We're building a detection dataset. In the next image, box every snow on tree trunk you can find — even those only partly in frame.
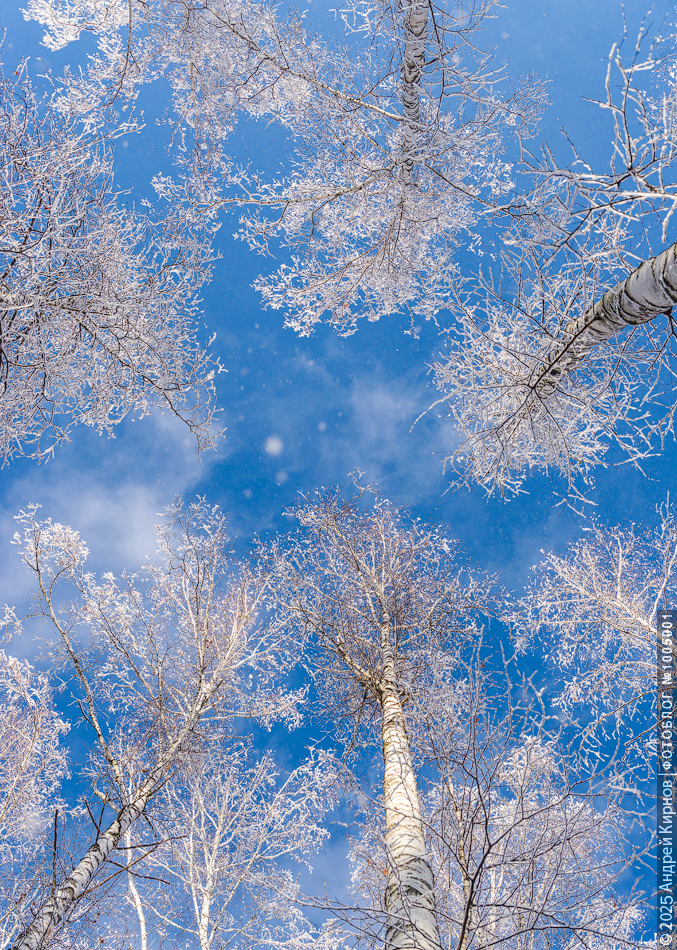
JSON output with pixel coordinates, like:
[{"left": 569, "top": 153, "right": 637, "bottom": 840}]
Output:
[
  {"left": 380, "top": 622, "right": 440, "bottom": 950},
  {"left": 540, "top": 240, "right": 677, "bottom": 395},
  {"left": 13, "top": 796, "right": 150, "bottom": 950},
  {"left": 400, "top": 2, "right": 428, "bottom": 184}
]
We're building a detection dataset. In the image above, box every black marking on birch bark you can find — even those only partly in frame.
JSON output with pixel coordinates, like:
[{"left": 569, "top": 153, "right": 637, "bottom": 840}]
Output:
[
  {"left": 385, "top": 856, "right": 440, "bottom": 950},
  {"left": 538, "top": 241, "right": 677, "bottom": 397}
]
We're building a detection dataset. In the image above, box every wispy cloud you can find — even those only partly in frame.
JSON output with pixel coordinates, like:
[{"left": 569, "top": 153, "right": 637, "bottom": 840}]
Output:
[
  {"left": 0, "top": 410, "right": 225, "bottom": 648},
  {"left": 316, "top": 372, "right": 458, "bottom": 505}
]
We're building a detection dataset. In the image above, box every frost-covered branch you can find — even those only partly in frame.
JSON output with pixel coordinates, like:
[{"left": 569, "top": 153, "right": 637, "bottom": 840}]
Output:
[
  {"left": 0, "top": 67, "right": 218, "bottom": 461},
  {"left": 0, "top": 653, "right": 68, "bottom": 948},
  {"left": 511, "top": 503, "right": 675, "bottom": 742},
  {"left": 23, "top": 0, "right": 543, "bottom": 335},
  {"left": 10, "top": 499, "right": 302, "bottom": 950},
  {"left": 140, "top": 746, "right": 337, "bottom": 950},
  {"left": 431, "top": 238, "right": 677, "bottom": 495}
]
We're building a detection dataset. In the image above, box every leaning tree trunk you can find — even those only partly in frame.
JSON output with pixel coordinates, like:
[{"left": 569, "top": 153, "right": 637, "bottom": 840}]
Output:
[
  {"left": 539, "top": 240, "right": 677, "bottom": 396},
  {"left": 12, "top": 794, "right": 151, "bottom": 950},
  {"left": 399, "top": 2, "right": 428, "bottom": 185},
  {"left": 380, "top": 621, "right": 441, "bottom": 950},
  {"left": 12, "top": 675, "right": 220, "bottom": 950}
]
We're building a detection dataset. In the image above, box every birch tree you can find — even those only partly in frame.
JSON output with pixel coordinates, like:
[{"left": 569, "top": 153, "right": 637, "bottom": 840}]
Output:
[
  {"left": 269, "top": 487, "right": 648, "bottom": 950},
  {"left": 8, "top": 498, "right": 302, "bottom": 950},
  {"left": 269, "top": 487, "right": 487, "bottom": 950},
  {"left": 0, "top": 67, "right": 217, "bottom": 462},
  {"left": 430, "top": 26, "right": 677, "bottom": 494},
  {"left": 133, "top": 746, "right": 337, "bottom": 950},
  {"left": 349, "top": 652, "right": 647, "bottom": 950},
  {"left": 0, "top": 652, "right": 69, "bottom": 948},
  {"left": 23, "top": 0, "right": 542, "bottom": 336}
]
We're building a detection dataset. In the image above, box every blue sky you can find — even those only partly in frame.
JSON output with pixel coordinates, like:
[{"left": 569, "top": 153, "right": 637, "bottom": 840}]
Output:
[
  {"left": 0, "top": 0, "right": 672, "bottom": 929},
  {"left": 0, "top": 0, "right": 671, "bottom": 589}
]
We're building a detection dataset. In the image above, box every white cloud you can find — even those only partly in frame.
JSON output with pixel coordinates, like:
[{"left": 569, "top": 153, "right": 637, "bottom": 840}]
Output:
[
  {"left": 317, "top": 374, "right": 460, "bottom": 506},
  {"left": 0, "top": 409, "right": 223, "bottom": 658}
]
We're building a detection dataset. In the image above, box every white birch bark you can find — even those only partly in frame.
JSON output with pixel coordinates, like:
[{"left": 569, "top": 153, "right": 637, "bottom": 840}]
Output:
[
  {"left": 379, "top": 622, "right": 441, "bottom": 950},
  {"left": 125, "top": 827, "right": 148, "bottom": 950},
  {"left": 13, "top": 669, "right": 218, "bottom": 950},
  {"left": 539, "top": 240, "right": 677, "bottom": 395},
  {"left": 9, "top": 501, "right": 292, "bottom": 950},
  {"left": 13, "top": 795, "right": 149, "bottom": 950},
  {"left": 400, "top": 2, "right": 428, "bottom": 184}
]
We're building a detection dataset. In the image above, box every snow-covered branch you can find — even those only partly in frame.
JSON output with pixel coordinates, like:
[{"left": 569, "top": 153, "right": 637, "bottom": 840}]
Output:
[
  {"left": 9, "top": 498, "right": 302, "bottom": 950},
  {"left": 0, "top": 68, "right": 218, "bottom": 461}
]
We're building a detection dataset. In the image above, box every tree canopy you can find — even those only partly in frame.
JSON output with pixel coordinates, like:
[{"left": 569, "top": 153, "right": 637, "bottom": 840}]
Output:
[{"left": 0, "top": 4, "right": 669, "bottom": 950}]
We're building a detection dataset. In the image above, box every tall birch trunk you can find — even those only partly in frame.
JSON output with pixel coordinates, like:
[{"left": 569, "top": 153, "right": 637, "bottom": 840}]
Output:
[
  {"left": 400, "top": 2, "right": 428, "bottom": 184},
  {"left": 125, "top": 827, "right": 148, "bottom": 950},
  {"left": 539, "top": 241, "right": 677, "bottom": 396},
  {"left": 12, "top": 795, "right": 151, "bottom": 950},
  {"left": 198, "top": 880, "right": 212, "bottom": 950},
  {"left": 380, "top": 622, "right": 441, "bottom": 950}
]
